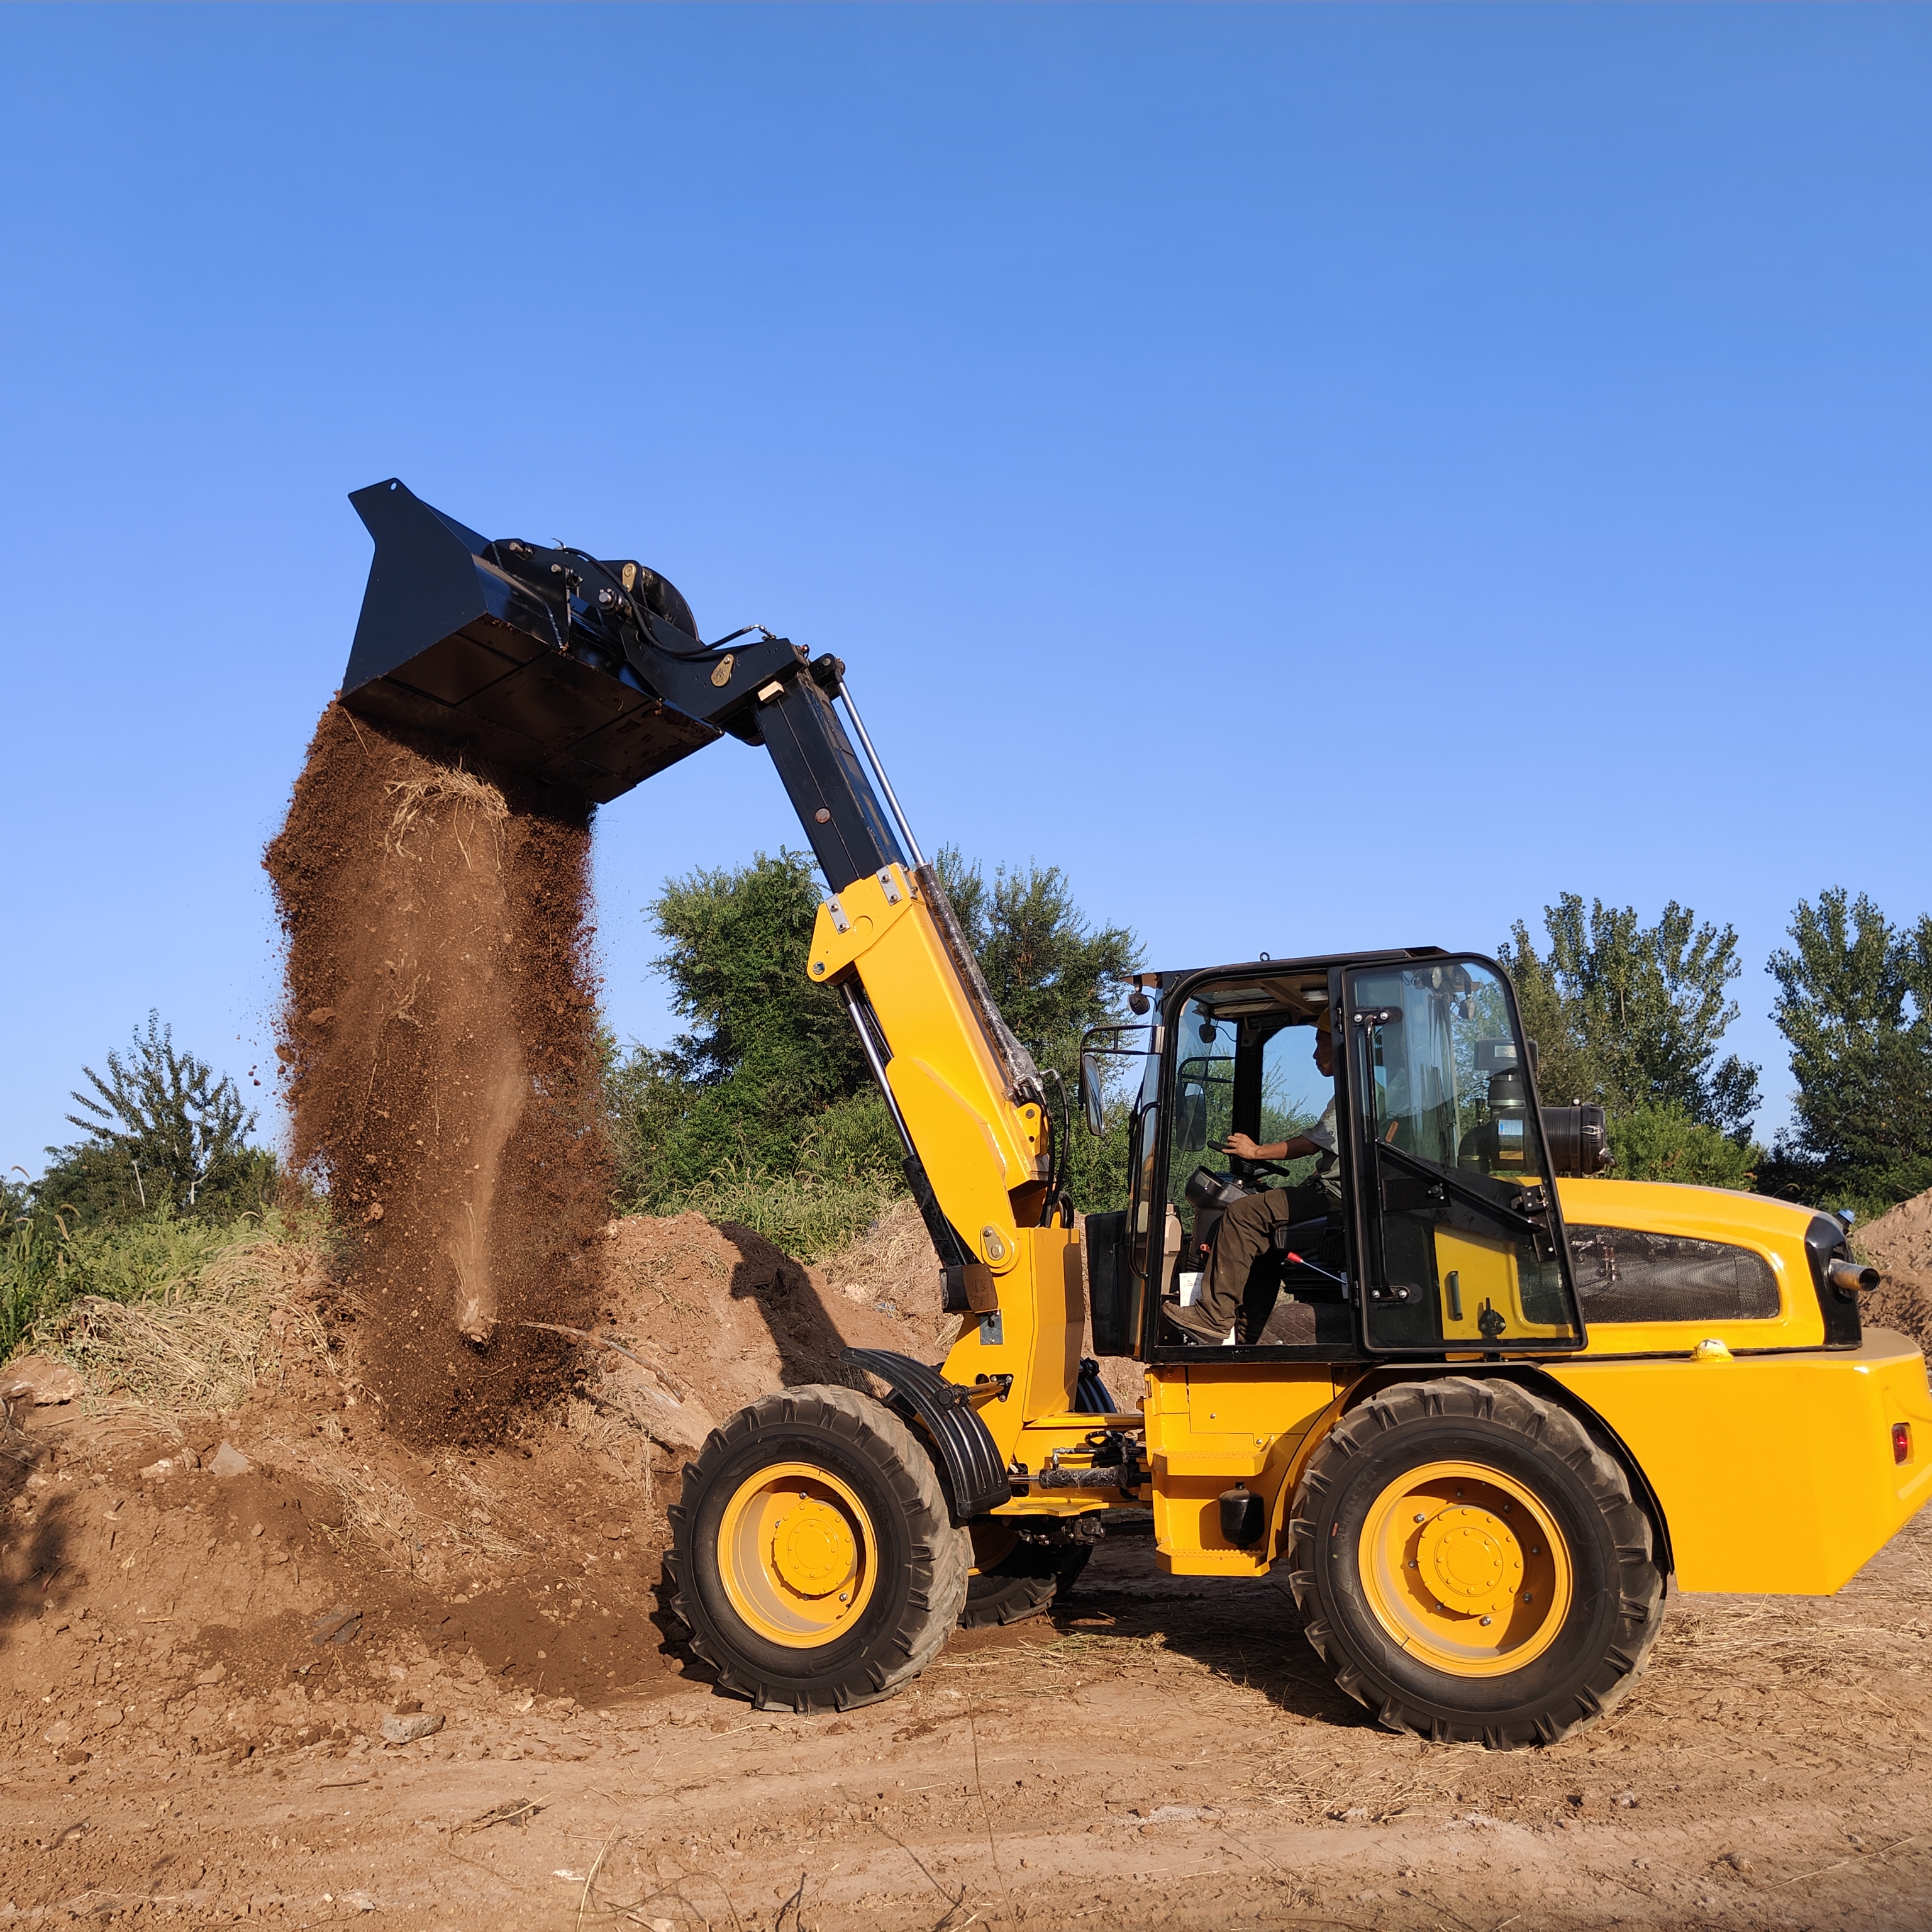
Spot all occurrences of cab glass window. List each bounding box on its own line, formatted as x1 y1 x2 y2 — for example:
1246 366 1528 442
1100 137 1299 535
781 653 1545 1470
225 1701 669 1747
1165 997 1236 1205
1349 958 1582 1351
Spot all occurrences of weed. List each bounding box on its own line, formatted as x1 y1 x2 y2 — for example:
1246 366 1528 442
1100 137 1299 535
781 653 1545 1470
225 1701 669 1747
678 1161 903 1263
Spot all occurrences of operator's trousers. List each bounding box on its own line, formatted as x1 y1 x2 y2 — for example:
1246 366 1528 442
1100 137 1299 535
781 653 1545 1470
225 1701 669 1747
1197 1179 1333 1340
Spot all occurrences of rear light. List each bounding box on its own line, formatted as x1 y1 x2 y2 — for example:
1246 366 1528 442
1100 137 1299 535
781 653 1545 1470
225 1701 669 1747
1894 1423 1913 1465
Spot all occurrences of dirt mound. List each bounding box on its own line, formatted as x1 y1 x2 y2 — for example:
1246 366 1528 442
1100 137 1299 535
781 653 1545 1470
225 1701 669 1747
0 1205 960 1793
264 703 609 1444
594 1210 921 1428
1855 1189 1932 1355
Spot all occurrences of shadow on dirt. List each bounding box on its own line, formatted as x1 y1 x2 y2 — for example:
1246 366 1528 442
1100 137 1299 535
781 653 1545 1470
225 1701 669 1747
0 1424 74 1634
718 1223 866 1391
1045 1528 1377 1736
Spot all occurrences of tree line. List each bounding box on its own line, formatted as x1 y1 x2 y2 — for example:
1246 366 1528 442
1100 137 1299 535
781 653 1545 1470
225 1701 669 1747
8 874 1928 1258
608 865 1931 1238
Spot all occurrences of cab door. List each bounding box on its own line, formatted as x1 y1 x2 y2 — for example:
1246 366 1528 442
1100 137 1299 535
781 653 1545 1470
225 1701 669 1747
1341 957 1586 1355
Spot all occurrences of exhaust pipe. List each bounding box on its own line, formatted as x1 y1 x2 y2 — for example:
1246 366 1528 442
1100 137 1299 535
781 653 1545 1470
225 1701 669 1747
1827 1258 1880 1296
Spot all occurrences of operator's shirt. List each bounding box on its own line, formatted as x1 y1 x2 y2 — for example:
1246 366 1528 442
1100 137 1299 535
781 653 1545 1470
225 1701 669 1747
1304 1092 1341 1193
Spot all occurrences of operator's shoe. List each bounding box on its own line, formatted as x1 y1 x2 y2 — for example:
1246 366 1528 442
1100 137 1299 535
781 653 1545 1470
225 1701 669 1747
1160 1297 1236 1347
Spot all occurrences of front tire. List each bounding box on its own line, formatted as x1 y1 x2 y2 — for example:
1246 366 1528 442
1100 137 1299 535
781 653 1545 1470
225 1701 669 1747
1286 1377 1664 1748
667 1384 969 1713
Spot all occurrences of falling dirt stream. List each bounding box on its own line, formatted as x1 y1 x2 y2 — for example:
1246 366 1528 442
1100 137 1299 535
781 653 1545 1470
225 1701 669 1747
264 702 610 1442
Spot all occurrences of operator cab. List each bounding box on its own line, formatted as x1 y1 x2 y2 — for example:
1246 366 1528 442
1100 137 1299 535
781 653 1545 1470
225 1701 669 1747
1092 949 1587 1362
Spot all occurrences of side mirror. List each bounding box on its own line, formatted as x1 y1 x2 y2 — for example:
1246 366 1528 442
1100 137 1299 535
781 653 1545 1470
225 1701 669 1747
1078 1053 1106 1135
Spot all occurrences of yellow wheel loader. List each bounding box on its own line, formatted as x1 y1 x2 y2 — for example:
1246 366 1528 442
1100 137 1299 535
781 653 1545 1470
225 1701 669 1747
340 480 1932 1748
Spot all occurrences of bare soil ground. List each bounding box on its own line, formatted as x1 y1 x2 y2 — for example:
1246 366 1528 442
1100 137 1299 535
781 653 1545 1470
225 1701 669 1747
3 1206 1929 1929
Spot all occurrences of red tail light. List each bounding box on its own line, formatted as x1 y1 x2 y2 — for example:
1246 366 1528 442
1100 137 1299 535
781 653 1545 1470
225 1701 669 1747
1894 1423 1913 1465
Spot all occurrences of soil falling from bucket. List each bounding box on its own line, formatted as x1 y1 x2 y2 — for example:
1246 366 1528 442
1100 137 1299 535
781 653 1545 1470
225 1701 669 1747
265 702 609 1442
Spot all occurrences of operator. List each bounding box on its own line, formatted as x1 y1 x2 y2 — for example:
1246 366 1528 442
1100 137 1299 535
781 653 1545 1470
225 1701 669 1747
1164 1016 1341 1347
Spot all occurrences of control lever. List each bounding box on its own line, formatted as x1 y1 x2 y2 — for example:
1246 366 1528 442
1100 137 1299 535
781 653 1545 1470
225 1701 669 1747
1285 1250 1347 1287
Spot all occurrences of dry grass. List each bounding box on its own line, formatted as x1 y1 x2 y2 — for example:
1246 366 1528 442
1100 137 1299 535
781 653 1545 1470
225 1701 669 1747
40 1222 339 1416
384 761 508 860
814 1196 957 1348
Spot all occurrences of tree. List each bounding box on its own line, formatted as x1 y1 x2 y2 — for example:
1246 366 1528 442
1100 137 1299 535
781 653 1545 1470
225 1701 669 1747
35 1012 272 1226
933 848 1142 1070
1763 889 1932 1214
1498 894 1761 1138
608 847 1143 1221
608 851 890 1206
1607 1104 1760 1191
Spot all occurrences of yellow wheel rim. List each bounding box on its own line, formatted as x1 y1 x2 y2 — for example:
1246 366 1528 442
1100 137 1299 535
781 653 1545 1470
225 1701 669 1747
969 1523 1020 1578
1357 1460 1573 1678
716 1461 879 1650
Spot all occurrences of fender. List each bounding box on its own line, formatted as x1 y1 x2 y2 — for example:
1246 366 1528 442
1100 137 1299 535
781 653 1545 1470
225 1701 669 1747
843 1348 1013 1522
1331 1362 1677 1584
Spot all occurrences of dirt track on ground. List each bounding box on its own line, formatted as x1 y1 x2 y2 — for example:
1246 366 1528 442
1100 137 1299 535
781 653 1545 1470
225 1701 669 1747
4 1410 1928 1931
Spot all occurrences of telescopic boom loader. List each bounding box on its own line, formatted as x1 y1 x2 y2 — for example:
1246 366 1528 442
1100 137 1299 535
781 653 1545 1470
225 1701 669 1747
339 480 1932 1748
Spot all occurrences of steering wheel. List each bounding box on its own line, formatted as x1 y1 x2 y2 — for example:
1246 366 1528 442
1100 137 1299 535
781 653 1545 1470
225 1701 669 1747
1210 1140 1294 1180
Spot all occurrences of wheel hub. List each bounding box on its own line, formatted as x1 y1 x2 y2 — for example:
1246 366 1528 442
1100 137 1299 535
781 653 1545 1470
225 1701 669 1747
771 1497 858 1597
1355 1459 1574 1678
715 1460 879 1649
1416 1504 1523 1616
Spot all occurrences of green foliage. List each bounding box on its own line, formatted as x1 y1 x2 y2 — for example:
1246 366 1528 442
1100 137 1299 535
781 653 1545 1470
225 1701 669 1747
672 1161 907 1263
608 852 877 1211
607 847 1145 1245
1607 1104 1761 1192
1 1204 311 1365
1763 888 1932 1216
35 1012 274 1228
1499 894 1760 1137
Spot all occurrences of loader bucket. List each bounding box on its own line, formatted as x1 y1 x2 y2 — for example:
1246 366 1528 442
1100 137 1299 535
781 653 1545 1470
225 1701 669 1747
339 478 720 806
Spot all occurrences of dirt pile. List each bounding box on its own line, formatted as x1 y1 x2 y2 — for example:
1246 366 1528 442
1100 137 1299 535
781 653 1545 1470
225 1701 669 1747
264 704 609 1444
592 1210 921 1436
1855 1188 1932 1354
0 1208 946 1787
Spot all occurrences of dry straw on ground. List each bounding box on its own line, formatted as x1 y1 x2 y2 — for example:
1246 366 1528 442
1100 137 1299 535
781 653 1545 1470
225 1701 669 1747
40 1223 340 1418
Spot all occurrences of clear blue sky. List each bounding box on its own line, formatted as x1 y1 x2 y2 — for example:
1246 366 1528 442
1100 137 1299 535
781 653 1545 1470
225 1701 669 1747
3 4 1928 1177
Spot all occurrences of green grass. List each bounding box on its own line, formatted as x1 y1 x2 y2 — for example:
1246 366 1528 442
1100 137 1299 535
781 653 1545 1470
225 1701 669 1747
0 1204 332 1368
669 1160 904 1262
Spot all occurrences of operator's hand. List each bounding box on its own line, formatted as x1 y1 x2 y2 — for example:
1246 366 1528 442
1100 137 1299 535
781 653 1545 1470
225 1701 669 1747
1223 1132 1263 1161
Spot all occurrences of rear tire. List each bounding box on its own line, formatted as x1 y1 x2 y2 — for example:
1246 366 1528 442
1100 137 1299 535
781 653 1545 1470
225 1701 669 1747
1285 1376 1663 1748
667 1384 969 1713
959 1526 1092 1628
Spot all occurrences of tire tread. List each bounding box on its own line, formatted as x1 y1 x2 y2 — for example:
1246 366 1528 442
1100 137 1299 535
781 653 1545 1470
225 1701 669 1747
667 1383 969 1714
1285 1375 1666 1749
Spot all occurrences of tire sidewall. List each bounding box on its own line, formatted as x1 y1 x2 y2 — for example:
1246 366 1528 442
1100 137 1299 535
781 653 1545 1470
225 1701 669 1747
682 1408 932 1696
1309 1411 1622 1724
